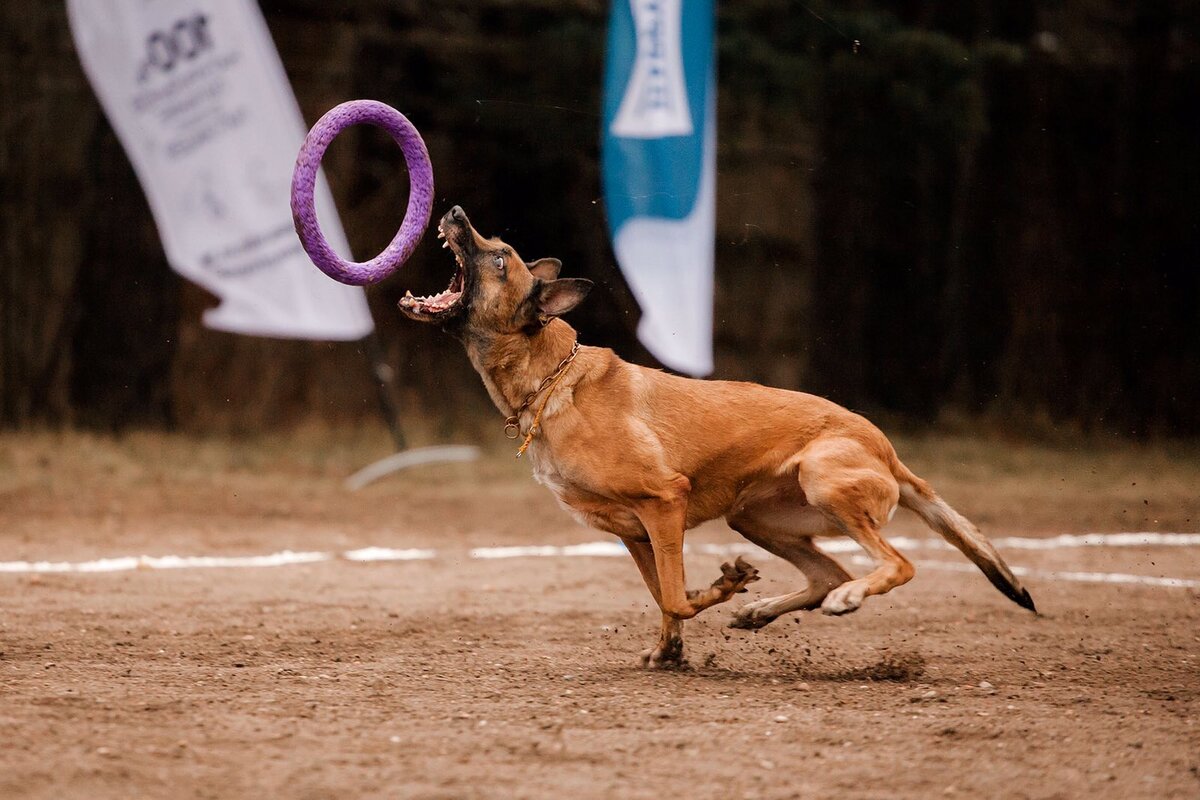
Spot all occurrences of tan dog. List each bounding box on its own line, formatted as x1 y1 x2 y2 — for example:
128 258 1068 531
401 206 1036 668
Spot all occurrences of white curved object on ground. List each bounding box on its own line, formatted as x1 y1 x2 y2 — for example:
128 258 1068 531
343 445 482 490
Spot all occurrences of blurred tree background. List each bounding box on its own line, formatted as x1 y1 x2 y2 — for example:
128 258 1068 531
1 0 1197 438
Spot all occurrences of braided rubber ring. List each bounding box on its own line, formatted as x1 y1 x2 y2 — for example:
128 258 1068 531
291 100 434 286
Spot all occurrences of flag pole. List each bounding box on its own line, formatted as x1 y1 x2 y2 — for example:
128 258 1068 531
362 330 406 451
343 326 480 492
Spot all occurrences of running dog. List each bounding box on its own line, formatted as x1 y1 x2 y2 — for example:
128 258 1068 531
400 206 1036 668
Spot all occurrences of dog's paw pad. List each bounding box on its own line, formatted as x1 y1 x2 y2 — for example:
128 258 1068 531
715 556 760 593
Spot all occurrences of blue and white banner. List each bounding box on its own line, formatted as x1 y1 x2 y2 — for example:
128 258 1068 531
68 0 373 341
602 0 715 376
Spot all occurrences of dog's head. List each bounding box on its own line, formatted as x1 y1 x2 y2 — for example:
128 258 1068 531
399 206 592 336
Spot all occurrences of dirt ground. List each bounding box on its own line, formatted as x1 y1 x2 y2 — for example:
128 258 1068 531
1 429 1198 799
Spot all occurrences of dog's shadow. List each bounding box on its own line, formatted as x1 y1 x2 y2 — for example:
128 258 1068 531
624 650 928 684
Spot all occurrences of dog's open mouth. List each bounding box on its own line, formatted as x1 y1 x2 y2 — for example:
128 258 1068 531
398 218 468 321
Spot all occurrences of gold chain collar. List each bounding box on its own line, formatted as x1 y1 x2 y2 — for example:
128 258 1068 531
503 339 580 459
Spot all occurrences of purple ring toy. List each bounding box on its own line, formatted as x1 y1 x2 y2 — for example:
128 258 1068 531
291 100 434 286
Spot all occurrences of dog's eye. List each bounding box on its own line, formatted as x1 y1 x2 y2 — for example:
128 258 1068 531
492 254 505 271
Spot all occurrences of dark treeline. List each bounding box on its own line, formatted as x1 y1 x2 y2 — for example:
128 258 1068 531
2 1 1197 436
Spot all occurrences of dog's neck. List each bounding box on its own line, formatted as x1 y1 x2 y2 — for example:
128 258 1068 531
463 319 579 417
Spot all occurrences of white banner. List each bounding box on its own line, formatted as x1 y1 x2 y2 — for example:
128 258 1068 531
68 0 373 340
602 0 715 376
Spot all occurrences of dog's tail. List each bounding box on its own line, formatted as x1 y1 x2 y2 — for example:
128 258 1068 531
891 458 1036 613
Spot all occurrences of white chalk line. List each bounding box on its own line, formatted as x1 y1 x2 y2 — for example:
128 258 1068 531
0 548 435 574
470 532 1200 560
1 533 1197 589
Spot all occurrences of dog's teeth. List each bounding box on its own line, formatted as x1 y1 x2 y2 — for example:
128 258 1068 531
437 231 444 239
442 241 449 249
404 290 413 298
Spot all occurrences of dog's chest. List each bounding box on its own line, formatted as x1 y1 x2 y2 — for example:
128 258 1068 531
528 444 573 498
527 445 645 538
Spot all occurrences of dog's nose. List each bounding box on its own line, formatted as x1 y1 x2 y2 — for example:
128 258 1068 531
450 205 465 221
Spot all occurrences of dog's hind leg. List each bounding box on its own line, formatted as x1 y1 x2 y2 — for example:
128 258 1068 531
797 439 915 615
817 516 913 615
726 517 853 629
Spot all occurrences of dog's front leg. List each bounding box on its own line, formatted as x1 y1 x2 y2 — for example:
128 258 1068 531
632 477 761 622
626 540 685 669
631 478 698 621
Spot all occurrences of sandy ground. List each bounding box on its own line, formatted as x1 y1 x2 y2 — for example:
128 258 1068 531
1 429 1198 799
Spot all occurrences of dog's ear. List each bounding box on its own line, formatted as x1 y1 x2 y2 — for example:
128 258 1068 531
526 257 562 281
536 278 593 318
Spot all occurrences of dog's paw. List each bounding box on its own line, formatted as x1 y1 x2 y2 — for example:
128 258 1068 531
713 556 761 597
639 636 688 670
821 580 868 616
728 599 777 630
